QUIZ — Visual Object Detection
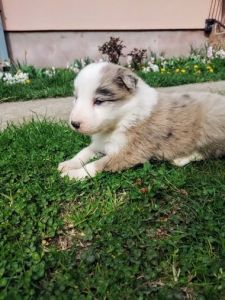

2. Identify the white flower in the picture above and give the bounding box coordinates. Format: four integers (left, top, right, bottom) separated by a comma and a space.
142, 66, 150, 73
3, 70, 29, 84
69, 66, 79, 73
215, 49, 225, 59
44, 70, 50, 77
161, 61, 168, 68
149, 56, 155, 63
44, 67, 56, 78
3, 72, 13, 83
207, 46, 213, 59
80, 58, 86, 68
143, 62, 159, 73
148, 63, 159, 72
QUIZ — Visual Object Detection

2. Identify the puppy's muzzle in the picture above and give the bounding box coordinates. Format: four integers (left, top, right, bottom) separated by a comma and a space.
71, 121, 81, 130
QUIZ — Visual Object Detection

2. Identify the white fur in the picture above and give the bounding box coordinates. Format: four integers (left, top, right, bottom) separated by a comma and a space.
172, 152, 203, 167
61, 161, 97, 180
58, 146, 95, 171
59, 62, 158, 180
71, 63, 157, 154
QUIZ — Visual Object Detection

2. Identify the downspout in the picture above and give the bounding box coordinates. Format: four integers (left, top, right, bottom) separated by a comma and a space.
0, 7, 9, 61
223, 0, 225, 23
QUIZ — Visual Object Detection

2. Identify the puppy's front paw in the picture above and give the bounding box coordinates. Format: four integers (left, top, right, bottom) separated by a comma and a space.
61, 168, 90, 181
58, 159, 79, 172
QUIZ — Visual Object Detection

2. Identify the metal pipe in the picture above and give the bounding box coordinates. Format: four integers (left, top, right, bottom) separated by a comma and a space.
0, 8, 9, 61
222, 0, 225, 22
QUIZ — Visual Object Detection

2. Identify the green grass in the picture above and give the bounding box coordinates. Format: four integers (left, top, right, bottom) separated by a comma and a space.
139, 70, 225, 88
1, 57, 225, 102
1, 120, 225, 299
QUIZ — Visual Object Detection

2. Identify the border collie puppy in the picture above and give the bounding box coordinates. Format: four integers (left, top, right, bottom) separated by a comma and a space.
58, 62, 225, 180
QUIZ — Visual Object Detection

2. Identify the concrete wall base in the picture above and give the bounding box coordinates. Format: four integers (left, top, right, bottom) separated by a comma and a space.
6, 30, 208, 67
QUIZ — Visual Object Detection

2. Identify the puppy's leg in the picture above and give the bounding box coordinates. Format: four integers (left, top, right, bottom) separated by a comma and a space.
62, 148, 149, 180
58, 145, 96, 172
61, 156, 109, 180
172, 152, 204, 167
103, 151, 147, 172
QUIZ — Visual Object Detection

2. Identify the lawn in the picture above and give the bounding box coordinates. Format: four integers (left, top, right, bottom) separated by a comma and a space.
1, 120, 225, 299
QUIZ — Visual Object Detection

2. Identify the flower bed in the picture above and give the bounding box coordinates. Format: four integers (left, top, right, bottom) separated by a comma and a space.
0, 46, 225, 102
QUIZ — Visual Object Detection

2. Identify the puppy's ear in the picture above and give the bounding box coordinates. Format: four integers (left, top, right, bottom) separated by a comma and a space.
114, 68, 138, 92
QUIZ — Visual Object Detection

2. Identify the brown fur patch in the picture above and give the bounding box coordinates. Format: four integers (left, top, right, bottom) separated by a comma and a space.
96, 64, 138, 102
103, 92, 225, 172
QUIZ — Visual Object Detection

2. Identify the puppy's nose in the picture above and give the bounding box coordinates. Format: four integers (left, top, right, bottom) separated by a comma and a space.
71, 121, 81, 129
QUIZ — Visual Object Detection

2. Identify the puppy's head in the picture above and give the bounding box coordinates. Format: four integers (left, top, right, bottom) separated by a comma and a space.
70, 62, 138, 135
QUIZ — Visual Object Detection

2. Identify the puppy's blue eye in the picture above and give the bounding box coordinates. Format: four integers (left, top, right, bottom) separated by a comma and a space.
94, 99, 104, 105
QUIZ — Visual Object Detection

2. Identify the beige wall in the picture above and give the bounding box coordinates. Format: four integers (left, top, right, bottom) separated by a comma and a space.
7, 31, 208, 67
2, 0, 211, 67
2, 0, 211, 31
